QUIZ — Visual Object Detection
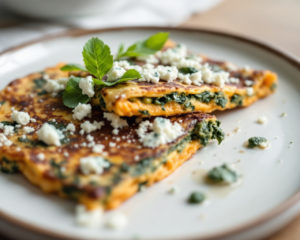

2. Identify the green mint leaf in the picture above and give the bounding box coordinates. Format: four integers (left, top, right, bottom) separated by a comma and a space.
60, 64, 87, 72
93, 69, 141, 87
63, 76, 90, 108
117, 32, 169, 59
145, 32, 169, 51
82, 37, 113, 80
116, 43, 125, 60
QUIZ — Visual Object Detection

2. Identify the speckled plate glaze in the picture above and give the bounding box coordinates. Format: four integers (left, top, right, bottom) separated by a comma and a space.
0, 27, 299, 240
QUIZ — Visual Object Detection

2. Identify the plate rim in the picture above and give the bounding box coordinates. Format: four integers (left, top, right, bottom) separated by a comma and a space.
0, 26, 299, 240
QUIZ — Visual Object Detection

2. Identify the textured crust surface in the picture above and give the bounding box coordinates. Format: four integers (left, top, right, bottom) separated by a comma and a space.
0, 69, 216, 209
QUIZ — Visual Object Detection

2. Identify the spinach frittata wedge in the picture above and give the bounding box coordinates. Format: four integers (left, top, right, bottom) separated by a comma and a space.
57, 33, 277, 117
0, 68, 224, 210
92, 42, 277, 116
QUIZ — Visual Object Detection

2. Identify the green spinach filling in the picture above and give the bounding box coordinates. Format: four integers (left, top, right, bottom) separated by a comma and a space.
33, 76, 48, 95
206, 164, 238, 184
247, 136, 267, 148
230, 94, 243, 106
0, 157, 19, 174
50, 159, 67, 180
105, 119, 224, 198
134, 91, 229, 111
187, 191, 206, 204
192, 120, 224, 146
138, 110, 150, 116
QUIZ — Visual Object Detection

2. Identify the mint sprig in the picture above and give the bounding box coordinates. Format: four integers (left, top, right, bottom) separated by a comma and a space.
94, 69, 141, 87
116, 32, 169, 59
82, 37, 113, 80
63, 76, 90, 108
60, 64, 87, 72
61, 37, 143, 108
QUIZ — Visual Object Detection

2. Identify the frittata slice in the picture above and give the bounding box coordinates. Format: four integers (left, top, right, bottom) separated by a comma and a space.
0, 71, 224, 210
89, 40, 277, 117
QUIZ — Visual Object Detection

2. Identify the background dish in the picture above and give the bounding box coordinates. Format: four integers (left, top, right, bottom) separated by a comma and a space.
0, 27, 299, 240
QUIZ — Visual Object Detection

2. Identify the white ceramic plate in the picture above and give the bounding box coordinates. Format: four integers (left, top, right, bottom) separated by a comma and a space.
0, 27, 299, 240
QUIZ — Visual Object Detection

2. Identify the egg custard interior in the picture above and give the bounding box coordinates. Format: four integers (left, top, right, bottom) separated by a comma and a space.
0, 70, 224, 210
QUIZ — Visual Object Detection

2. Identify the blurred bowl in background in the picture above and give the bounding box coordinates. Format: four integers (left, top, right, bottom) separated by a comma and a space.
1, 0, 125, 19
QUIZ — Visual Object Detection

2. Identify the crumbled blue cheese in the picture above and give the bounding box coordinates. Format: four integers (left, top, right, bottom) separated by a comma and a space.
43, 74, 68, 94
167, 186, 179, 195
157, 44, 187, 65
258, 141, 270, 149
137, 54, 159, 64
86, 134, 94, 142
0, 133, 12, 147
37, 123, 62, 146
80, 156, 110, 175
225, 62, 238, 71
229, 77, 240, 84
112, 47, 240, 88
256, 116, 268, 125
127, 64, 143, 74
201, 64, 214, 84
80, 120, 104, 134
2, 125, 14, 136
92, 144, 104, 153
72, 103, 92, 121
11, 110, 30, 125
23, 126, 35, 134
178, 73, 192, 85
136, 117, 184, 148
189, 71, 203, 86
103, 113, 128, 129
36, 153, 45, 161
75, 205, 103, 227
104, 212, 128, 230
245, 80, 254, 86
156, 65, 178, 82
214, 71, 230, 88
246, 87, 254, 96
79, 76, 95, 97
107, 62, 126, 81
112, 129, 119, 135
175, 58, 202, 69
141, 64, 160, 83
66, 123, 76, 132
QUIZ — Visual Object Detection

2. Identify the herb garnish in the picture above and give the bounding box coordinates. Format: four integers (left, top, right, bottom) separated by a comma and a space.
60, 64, 87, 72
0, 157, 19, 174
247, 136, 267, 148
63, 77, 90, 108
62, 37, 141, 108
116, 32, 169, 60
206, 164, 238, 184
187, 191, 206, 204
